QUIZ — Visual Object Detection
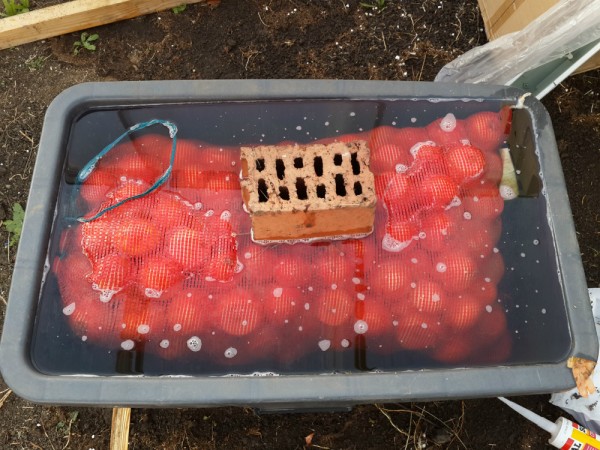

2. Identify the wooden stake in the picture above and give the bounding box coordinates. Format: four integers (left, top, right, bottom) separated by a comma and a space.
0, 0, 207, 51
110, 407, 131, 450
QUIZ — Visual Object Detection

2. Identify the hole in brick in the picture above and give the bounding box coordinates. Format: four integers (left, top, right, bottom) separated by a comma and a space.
333, 154, 343, 166
313, 156, 323, 177
335, 174, 347, 197
256, 159, 265, 172
294, 157, 304, 169
258, 179, 269, 202
316, 184, 326, 199
296, 178, 308, 200
275, 159, 286, 180
353, 181, 363, 196
350, 152, 361, 175
279, 186, 290, 201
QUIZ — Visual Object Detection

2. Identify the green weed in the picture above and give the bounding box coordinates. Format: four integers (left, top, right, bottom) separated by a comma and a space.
2, 203, 24, 248
56, 411, 79, 434
73, 32, 99, 55
172, 4, 186, 14
360, 0, 387, 11
25, 55, 49, 71
1, 0, 29, 17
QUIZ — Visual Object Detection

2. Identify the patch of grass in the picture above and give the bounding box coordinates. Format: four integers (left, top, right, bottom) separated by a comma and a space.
172, 4, 186, 14
2, 203, 24, 248
1, 0, 29, 17
73, 32, 99, 55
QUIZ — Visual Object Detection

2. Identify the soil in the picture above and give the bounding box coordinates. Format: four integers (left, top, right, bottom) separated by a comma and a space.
0, 0, 599, 448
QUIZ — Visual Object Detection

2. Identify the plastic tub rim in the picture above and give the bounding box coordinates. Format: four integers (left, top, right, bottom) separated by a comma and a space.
0, 79, 595, 407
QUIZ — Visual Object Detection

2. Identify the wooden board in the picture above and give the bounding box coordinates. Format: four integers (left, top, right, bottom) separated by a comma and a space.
0, 0, 207, 50
477, 0, 599, 74
110, 407, 131, 450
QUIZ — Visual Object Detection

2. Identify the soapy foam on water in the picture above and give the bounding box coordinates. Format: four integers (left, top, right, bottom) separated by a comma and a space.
187, 336, 202, 352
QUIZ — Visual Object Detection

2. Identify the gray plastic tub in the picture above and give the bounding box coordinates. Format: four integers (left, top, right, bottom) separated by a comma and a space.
0, 80, 596, 409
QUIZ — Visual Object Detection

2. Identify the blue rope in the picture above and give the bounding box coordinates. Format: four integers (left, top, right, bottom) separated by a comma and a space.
76, 119, 178, 223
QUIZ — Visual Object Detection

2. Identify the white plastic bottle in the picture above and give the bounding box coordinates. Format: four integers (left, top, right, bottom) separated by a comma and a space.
499, 397, 600, 449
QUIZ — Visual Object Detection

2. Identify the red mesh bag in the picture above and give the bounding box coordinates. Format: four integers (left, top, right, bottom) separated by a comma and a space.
55, 110, 512, 367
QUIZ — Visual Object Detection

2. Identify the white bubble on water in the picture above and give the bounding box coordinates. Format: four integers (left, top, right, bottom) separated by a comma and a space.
410, 140, 436, 157
410, 282, 417, 289
137, 324, 150, 334
97, 288, 117, 303
187, 336, 202, 352
436, 262, 447, 273
273, 287, 283, 298
533, 239, 539, 245
354, 320, 369, 334
121, 340, 135, 351
493, 247, 500, 253
224, 347, 238, 358
485, 305, 493, 313
244, 252, 252, 260
418, 231, 426, 239
318, 340, 331, 351
352, 277, 361, 285
304, 302, 310, 310
432, 293, 440, 302
350, 112, 356, 117
439, 113, 457, 131
173, 323, 182, 332
341, 339, 350, 348
463, 212, 472, 220
421, 322, 428, 329
500, 185, 517, 200
447, 196, 462, 209
160, 339, 170, 349
145, 288, 162, 298
296, 125, 302, 130
62, 303, 76, 316
331, 283, 338, 290
357, 293, 366, 301
411, 257, 418, 264
520, 252, 526, 257
395, 163, 409, 173
392, 320, 399, 326
81, 335, 88, 342
204, 209, 215, 217
220, 210, 231, 221
325, 121, 330, 126
411, 117, 417, 123
187, 292, 192, 298
541, 308, 547, 314
308, 286, 314, 292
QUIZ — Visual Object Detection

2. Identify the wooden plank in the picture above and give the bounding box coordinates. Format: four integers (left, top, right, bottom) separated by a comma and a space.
110, 407, 131, 450
576, 52, 600, 73
0, 0, 207, 50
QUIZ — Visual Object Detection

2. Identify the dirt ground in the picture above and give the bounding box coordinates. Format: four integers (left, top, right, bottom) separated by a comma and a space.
0, 0, 599, 448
